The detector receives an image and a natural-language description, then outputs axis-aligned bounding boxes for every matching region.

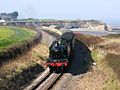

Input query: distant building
[0,20,6,23]
[0,11,18,21]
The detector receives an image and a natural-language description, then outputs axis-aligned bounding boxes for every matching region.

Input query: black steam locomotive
[45,32,75,72]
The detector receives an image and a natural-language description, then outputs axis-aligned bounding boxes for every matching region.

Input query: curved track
[24,68,62,90]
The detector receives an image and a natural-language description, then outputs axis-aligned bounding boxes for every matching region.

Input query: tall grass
[0,43,49,89]
[104,34,120,39]
[75,33,103,47]
[76,33,120,90]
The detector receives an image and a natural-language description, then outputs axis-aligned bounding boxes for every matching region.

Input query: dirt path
[40,30,56,46]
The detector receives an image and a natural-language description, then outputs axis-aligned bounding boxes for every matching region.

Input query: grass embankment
[75,33,120,90]
[0,26,42,64]
[0,26,36,51]
[0,43,49,90]
[0,26,47,89]
[75,33,103,47]
[97,34,120,90]
[41,26,62,38]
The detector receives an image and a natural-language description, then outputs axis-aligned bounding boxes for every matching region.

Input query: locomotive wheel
[60,66,64,72]
[50,66,65,73]
[49,67,54,73]
[54,67,62,73]
[55,67,60,73]
[58,66,64,73]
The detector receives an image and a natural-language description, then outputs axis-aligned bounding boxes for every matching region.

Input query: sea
[105,20,120,33]
[105,20,120,28]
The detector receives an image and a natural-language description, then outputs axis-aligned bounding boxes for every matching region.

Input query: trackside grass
[0,26,36,51]
[0,43,48,90]
[0,26,46,89]
[76,33,120,90]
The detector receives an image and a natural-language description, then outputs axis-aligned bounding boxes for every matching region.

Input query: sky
[0,0,120,25]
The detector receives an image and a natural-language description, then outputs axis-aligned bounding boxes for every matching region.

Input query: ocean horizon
[105,20,120,27]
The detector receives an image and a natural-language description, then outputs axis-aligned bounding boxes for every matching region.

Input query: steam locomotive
[45,32,75,72]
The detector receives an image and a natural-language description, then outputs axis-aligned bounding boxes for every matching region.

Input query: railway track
[24,68,62,90]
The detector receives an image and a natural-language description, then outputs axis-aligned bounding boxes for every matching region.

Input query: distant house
[0,20,6,23]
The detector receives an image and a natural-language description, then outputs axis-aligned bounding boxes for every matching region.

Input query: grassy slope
[0,43,49,89]
[92,34,120,90]
[0,26,36,51]
[75,33,120,90]
[0,26,39,89]
[75,33,103,47]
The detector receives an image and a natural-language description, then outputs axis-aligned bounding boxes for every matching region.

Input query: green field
[0,26,36,50]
